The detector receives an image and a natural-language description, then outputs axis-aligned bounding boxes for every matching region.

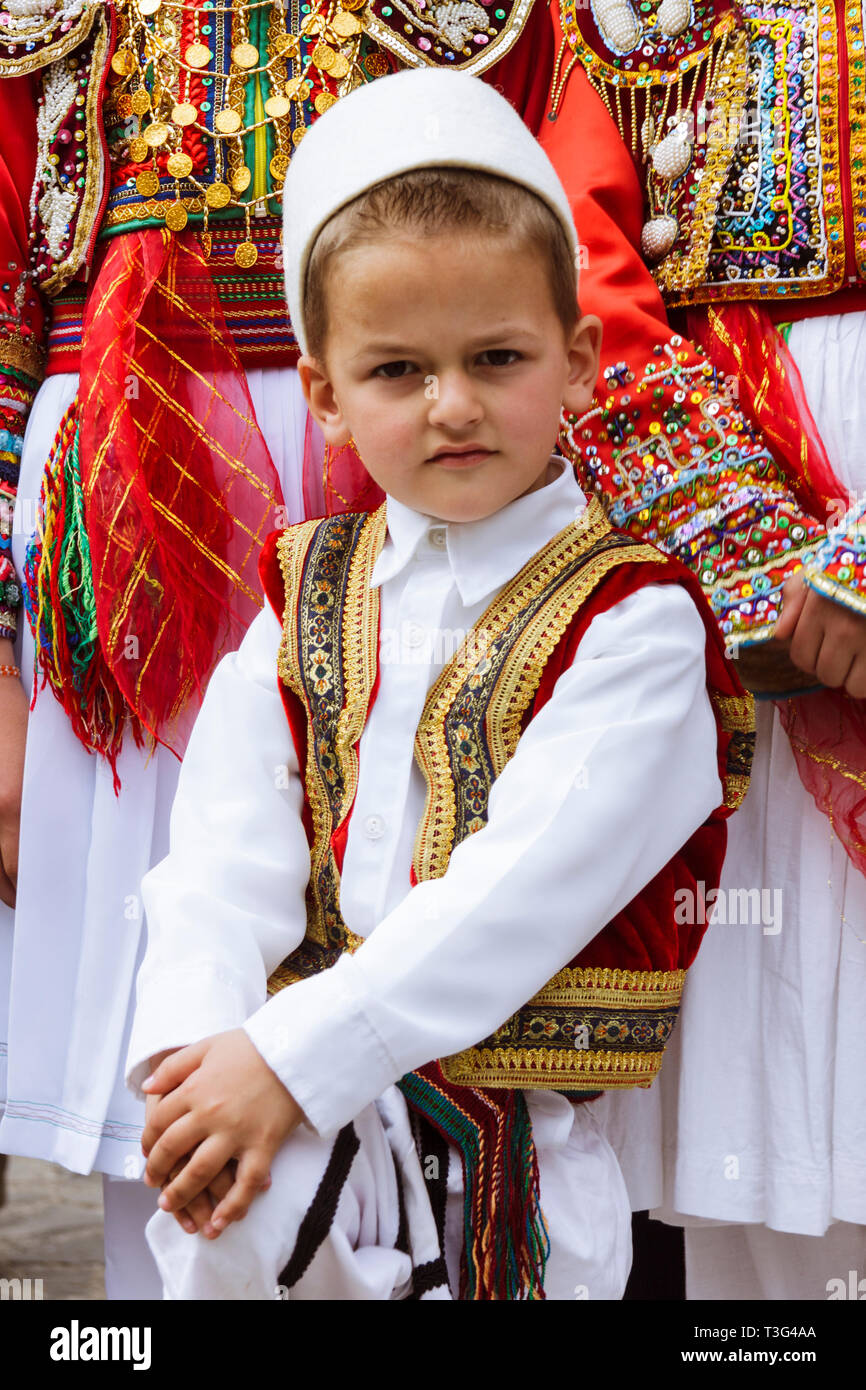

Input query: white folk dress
[0,367,310,1187]
[126,462,723,1299]
[597,313,866,1297]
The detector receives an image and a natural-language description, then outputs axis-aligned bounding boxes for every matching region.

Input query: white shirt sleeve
[243,582,723,1137]
[125,605,311,1092]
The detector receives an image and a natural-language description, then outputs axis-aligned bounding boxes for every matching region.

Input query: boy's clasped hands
[141,1031,301,1239]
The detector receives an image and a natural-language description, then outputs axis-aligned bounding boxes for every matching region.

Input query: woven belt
[47,215,299,375]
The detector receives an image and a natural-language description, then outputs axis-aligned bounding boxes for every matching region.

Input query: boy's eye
[478,349,521,367]
[373,360,417,379]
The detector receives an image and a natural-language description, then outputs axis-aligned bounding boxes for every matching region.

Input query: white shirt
[127,461,722,1137]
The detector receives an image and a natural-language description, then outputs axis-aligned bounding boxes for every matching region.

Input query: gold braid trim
[655,29,750,296]
[530,964,685,1005]
[267,927,366,993]
[442,1046,668,1089]
[335,506,387,823]
[276,519,334,945]
[489,539,666,774]
[365,0,537,76]
[711,691,756,733]
[41,7,112,298]
[0,1,97,76]
[276,510,386,945]
[0,332,45,382]
[441,963,685,1089]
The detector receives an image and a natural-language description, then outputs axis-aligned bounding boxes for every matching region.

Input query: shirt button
[405,621,425,648]
[363,814,385,840]
[429,526,447,550]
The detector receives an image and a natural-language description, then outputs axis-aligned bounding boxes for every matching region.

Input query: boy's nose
[425,371,483,429]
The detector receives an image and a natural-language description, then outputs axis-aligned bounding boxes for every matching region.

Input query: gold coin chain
[110,0,367,266]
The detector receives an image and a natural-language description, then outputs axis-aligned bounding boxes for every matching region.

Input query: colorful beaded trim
[560,335,824,646]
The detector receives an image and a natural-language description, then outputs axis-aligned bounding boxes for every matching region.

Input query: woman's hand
[775,572,866,698]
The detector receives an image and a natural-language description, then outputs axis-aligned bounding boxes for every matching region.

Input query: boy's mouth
[427,445,494,470]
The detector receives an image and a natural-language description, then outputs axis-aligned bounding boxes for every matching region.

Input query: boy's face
[298,230,601,523]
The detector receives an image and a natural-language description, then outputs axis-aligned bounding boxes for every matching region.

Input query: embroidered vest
[261,498,754,1096]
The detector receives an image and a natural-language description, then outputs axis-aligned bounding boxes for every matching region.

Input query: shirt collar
[370,457,588,606]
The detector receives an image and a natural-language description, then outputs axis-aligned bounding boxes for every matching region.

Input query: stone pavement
[0,1154,105,1300]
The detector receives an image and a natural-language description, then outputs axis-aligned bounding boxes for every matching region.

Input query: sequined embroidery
[560,334,824,646]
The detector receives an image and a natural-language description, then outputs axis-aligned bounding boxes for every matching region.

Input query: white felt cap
[282,67,579,353]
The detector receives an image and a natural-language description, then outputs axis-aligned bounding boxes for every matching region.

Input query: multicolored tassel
[399,1065,550,1300]
[22,401,144,791]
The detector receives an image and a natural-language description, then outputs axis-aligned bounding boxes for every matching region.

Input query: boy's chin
[381,460,556,523]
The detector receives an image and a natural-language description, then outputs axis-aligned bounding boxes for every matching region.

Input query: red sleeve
[540,56,670,360]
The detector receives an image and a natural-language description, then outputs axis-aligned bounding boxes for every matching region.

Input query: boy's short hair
[303,167,579,360]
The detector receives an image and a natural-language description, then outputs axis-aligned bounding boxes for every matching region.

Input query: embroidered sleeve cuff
[560,335,824,648]
[244,955,397,1140]
[801,500,866,618]
[126,963,263,1097]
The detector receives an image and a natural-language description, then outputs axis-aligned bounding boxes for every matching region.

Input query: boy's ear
[561,314,602,418]
[297,354,352,446]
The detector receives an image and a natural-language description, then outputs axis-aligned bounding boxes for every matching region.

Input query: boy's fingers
[141,1094,162,1156]
[158,1135,234,1212]
[143,1040,208,1095]
[207,1165,236,1205]
[208,1150,273,1234]
[176,1188,215,1234]
[170,1163,236,1233]
[145,1113,209,1189]
[142,1087,192,1157]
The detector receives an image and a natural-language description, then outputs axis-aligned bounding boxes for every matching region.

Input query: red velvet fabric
[532,556,743,972]
[479,0,555,136]
[0,74,44,350]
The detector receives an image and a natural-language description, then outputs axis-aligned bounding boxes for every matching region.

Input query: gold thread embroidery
[41,8,112,298]
[277,519,332,945]
[655,31,751,296]
[530,964,686,1002]
[0,332,45,382]
[711,691,757,733]
[441,1045,667,1088]
[0,2,97,77]
[267,926,366,994]
[364,0,537,76]
[335,506,387,822]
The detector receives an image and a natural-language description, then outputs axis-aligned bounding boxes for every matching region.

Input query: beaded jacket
[545,0,866,669]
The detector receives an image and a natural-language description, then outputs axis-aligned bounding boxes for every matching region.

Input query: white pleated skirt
[598,312,866,1236]
[0,367,311,1175]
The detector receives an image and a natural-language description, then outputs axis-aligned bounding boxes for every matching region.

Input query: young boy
[125,68,752,1300]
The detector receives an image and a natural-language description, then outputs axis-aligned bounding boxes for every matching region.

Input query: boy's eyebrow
[350,341,416,360]
[350,325,544,360]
